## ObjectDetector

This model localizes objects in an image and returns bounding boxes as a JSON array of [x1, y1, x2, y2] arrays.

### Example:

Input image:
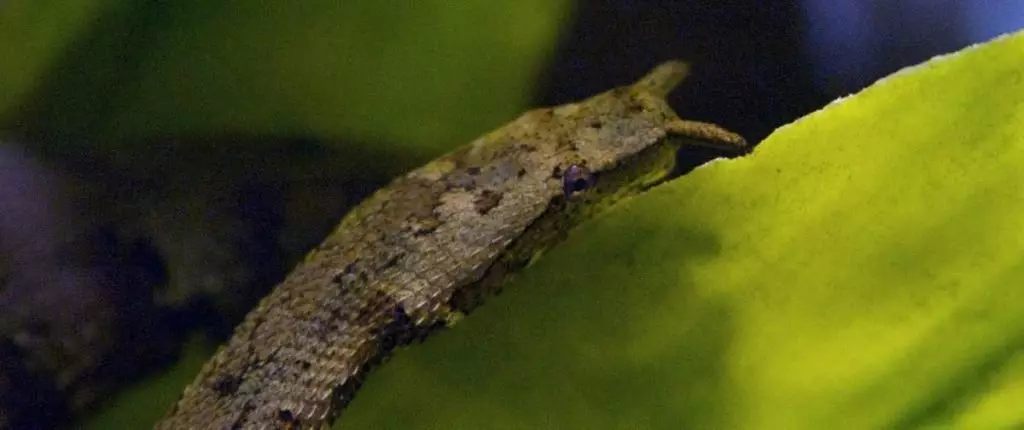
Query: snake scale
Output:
[[157, 61, 745, 429]]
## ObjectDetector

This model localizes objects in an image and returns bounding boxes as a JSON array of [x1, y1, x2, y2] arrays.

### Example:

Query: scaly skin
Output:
[[158, 61, 745, 429]]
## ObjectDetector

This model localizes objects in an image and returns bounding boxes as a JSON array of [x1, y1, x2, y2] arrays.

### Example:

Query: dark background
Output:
[[0, 1, 1021, 427], [541, 1, 1020, 142]]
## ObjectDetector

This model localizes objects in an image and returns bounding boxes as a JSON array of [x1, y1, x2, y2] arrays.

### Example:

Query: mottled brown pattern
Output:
[[157, 62, 745, 429], [473, 189, 503, 214]]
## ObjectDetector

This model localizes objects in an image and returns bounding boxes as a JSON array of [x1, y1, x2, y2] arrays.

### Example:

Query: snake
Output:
[[157, 61, 745, 429]]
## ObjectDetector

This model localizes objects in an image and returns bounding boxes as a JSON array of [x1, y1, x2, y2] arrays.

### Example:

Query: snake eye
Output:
[[562, 164, 596, 197]]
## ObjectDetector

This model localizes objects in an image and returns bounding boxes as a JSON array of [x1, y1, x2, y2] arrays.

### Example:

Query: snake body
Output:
[[158, 61, 744, 429]]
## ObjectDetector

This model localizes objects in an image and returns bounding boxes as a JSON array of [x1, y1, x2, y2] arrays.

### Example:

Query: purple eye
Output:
[[562, 164, 596, 197]]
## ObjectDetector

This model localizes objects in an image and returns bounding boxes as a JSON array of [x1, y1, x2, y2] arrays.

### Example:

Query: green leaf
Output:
[[0, 0, 119, 120], [2, 0, 571, 155], [334, 32, 1024, 429], [96, 1, 571, 152], [86, 29, 1024, 430]]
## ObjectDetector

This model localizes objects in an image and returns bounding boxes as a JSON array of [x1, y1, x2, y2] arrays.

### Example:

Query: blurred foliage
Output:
[[1, 0, 572, 156], [3, 0, 573, 426], [0, 0, 114, 119], [88, 29, 1024, 429]]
